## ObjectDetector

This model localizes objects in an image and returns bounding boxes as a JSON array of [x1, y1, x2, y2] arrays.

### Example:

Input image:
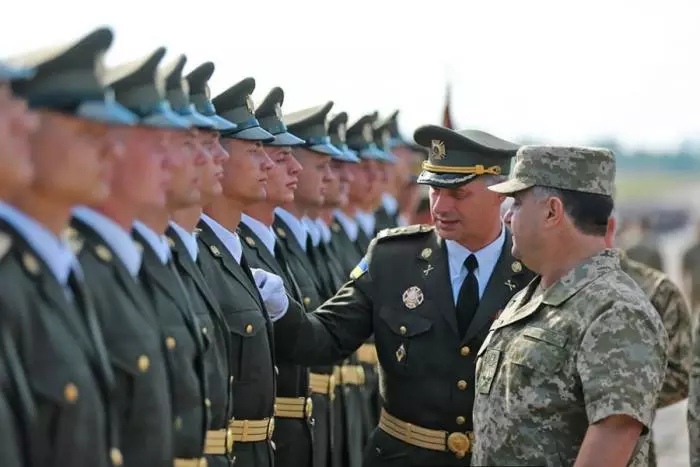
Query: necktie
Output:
[[456, 254, 479, 338]]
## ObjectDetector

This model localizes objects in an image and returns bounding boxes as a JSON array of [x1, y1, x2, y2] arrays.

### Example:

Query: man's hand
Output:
[[252, 268, 289, 321]]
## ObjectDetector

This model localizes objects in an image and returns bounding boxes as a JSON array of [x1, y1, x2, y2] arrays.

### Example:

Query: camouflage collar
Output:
[[542, 248, 620, 307]]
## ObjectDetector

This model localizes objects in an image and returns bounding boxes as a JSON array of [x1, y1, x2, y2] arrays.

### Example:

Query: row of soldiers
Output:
[[0, 26, 429, 467]]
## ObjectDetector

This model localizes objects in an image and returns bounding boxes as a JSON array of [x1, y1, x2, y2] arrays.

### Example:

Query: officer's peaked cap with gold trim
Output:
[[414, 125, 520, 188]]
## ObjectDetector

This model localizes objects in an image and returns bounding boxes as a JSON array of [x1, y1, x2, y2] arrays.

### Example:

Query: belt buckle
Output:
[[446, 432, 471, 459]]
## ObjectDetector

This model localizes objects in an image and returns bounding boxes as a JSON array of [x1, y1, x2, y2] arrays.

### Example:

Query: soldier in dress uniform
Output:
[[272, 101, 346, 467], [0, 58, 38, 467], [237, 86, 318, 467], [345, 113, 391, 253], [68, 47, 188, 467], [164, 57, 240, 466], [2, 27, 137, 467], [472, 146, 668, 466], [105, 47, 210, 467], [603, 217, 691, 467], [196, 76, 281, 467], [372, 111, 408, 232], [267, 125, 534, 467]]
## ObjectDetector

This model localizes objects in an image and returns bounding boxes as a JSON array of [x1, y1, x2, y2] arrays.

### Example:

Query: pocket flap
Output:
[[379, 307, 432, 337], [226, 308, 267, 337], [522, 327, 567, 348]]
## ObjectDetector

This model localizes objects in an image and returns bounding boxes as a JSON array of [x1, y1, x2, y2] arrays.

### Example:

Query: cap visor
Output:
[[208, 114, 238, 132], [269, 131, 305, 146], [182, 110, 216, 129], [77, 100, 139, 126], [359, 146, 385, 160], [309, 142, 343, 156], [487, 178, 533, 195], [141, 107, 192, 129], [416, 171, 479, 188], [228, 125, 275, 142], [0, 62, 34, 81], [332, 148, 360, 163]]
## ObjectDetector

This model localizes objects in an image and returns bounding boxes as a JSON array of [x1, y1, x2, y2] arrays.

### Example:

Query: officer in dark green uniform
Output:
[[197, 76, 279, 467], [2, 27, 137, 467], [270, 126, 535, 467], [106, 47, 210, 467], [163, 54, 239, 467], [274, 102, 342, 467], [69, 50, 190, 467], [238, 85, 317, 467], [0, 58, 37, 467]]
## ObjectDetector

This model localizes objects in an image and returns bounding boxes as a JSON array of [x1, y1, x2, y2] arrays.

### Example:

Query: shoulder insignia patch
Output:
[[376, 224, 434, 242], [349, 257, 369, 280], [0, 232, 12, 261]]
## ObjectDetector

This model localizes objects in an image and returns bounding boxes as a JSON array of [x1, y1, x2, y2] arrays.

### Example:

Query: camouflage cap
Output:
[[488, 145, 616, 196]]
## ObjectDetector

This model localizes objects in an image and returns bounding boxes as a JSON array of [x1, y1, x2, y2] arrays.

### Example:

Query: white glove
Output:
[[251, 268, 289, 321]]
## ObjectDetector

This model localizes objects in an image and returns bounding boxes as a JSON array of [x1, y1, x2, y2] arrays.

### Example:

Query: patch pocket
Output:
[[476, 349, 501, 395], [508, 327, 568, 373]]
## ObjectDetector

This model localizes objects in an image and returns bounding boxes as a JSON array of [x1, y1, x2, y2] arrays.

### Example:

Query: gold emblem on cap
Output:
[[245, 95, 255, 114], [167, 236, 175, 249], [395, 343, 406, 362], [362, 123, 374, 142], [337, 123, 346, 142], [209, 245, 222, 257], [276, 227, 286, 238], [331, 223, 341, 233], [420, 248, 432, 259], [22, 253, 40, 275], [204, 84, 211, 100], [402, 286, 424, 309], [431, 140, 446, 160], [95, 245, 112, 262], [511, 261, 522, 273], [274, 103, 283, 119], [245, 237, 256, 247]]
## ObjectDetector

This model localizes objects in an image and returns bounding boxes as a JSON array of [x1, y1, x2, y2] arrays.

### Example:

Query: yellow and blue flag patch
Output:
[[349, 257, 368, 280]]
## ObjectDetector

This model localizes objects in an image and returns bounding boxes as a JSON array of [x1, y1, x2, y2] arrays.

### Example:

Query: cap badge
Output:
[[382, 128, 392, 148], [337, 123, 346, 142], [274, 103, 283, 119], [362, 123, 374, 142], [431, 140, 446, 160], [245, 95, 255, 114]]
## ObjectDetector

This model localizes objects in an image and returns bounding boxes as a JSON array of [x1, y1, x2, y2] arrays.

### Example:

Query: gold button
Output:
[[460, 346, 470, 357], [205, 398, 211, 408], [245, 324, 253, 334], [202, 326, 207, 335], [137, 355, 150, 373], [174, 416, 182, 430], [303, 297, 311, 306], [110, 447, 123, 466], [399, 326, 407, 335], [456, 416, 466, 425], [64, 383, 79, 403], [457, 380, 468, 391], [166, 336, 176, 349]]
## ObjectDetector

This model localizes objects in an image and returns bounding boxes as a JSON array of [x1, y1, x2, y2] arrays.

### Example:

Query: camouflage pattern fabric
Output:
[[621, 253, 691, 467], [472, 249, 668, 467], [489, 145, 616, 196]]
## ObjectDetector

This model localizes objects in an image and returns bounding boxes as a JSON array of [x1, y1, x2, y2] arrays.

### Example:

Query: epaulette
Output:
[[0, 232, 12, 261], [375, 224, 434, 241], [64, 226, 84, 254]]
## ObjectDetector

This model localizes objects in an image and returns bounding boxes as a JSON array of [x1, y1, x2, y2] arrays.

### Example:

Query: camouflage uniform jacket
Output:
[[620, 253, 691, 407], [689, 321, 700, 467], [472, 249, 668, 467]]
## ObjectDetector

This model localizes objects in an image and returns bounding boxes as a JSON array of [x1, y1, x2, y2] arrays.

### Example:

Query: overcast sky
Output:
[[2, 0, 698, 150]]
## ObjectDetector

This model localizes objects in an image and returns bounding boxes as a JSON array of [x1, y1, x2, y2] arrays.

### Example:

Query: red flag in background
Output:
[[442, 82, 454, 129]]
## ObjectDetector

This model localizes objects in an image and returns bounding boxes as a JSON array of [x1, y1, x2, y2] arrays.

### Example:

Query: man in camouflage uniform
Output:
[[689, 313, 700, 467], [605, 215, 692, 467], [472, 145, 669, 467], [682, 225, 700, 329]]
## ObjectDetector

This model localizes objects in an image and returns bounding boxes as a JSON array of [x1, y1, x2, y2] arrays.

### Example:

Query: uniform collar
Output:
[[73, 206, 143, 277], [0, 201, 76, 285], [241, 213, 276, 256], [200, 213, 242, 264], [333, 209, 359, 241], [132, 220, 171, 265], [355, 209, 376, 237], [274, 207, 308, 251], [381, 192, 399, 216], [302, 216, 322, 247], [315, 218, 332, 244], [445, 225, 506, 285], [168, 221, 198, 262]]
